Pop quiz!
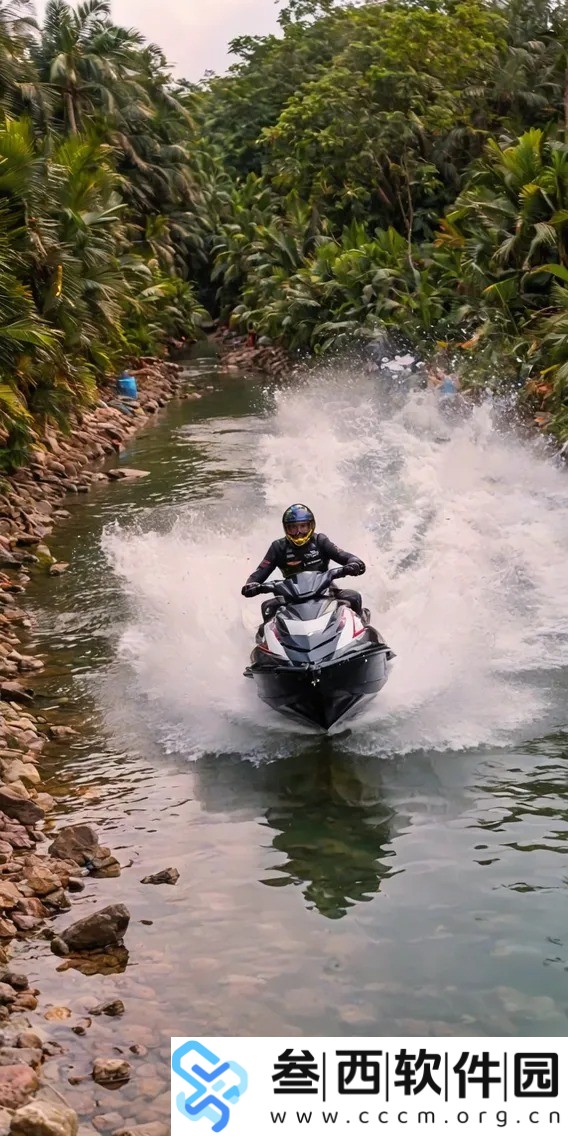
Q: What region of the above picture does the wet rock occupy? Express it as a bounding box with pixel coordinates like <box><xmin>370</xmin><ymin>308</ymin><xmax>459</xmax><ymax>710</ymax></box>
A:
<box><xmin>0</xmin><ymin>1065</ymin><xmax>39</xmax><ymax>1109</ymax></box>
<box><xmin>43</xmin><ymin>1007</ymin><xmax>71</xmax><ymax>1022</ymax></box>
<box><xmin>128</xmin><ymin>1046</ymin><xmax>146</xmax><ymax>1058</ymax></box>
<box><xmin>106</xmin><ymin>469</ymin><xmax>149</xmax><ymax>481</ymax></box>
<box><xmin>10</xmin><ymin>1100</ymin><xmax>78</xmax><ymax>1136</ymax></box>
<box><xmin>89</xmin><ymin>1001</ymin><xmax>124</xmax><ymax>1019</ymax></box>
<box><xmin>70</xmin><ymin>1020</ymin><xmax>91</xmax><ymax>1037</ymax></box>
<box><xmin>47</xmin><ymin>727</ymin><xmax>76</xmax><ymax>741</ymax></box>
<box><xmin>92</xmin><ymin>1059</ymin><xmax>130</xmax><ymax>1087</ymax></box>
<box><xmin>67</xmin><ymin>879</ymin><xmax>84</xmax><ymax>893</ymax></box>
<box><xmin>55</xmin><ymin>946</ymin><xmax>128</xmax><ymax>976</ymax></box>
<box><xmin>14</xmin><ymin>899</ymin><xmax>46</xmax><ymax>920</ymax></box>
<box><xmin>41</xmin><ymin>889</ymin><xmax>70</xmax><ymax>913</ymax></box>
<box><xmin>48</xmin><ymin>825</ymin><xmax>99</xmax><ymax>866</ymax></box>
<box><xmin>0</xmin><ymin>684</ymin><xmax>33</xmax><ymax>706</ymax></box>
<box><xmin>93</xmin><ymin>1115</ymin><xmax>123</xmax><ymax>1134</ymax></box>
<box><xmin>140</xmin><ymin>868</ymin><xmax>179</xmax><ymax>886</ymax></box>
<box><xmin>15</xmin><ymin>1032</ymin><xmax>41</xmax><ymax>1050</ymax></box>
<box><xmin>0</xmin><ymin>921</ymin><xmax>16</xmax><ymax>941</ymax></box>
<box><xmin>55</xmin><ymin>905</ymin><xmax>129</xmax><ymax>953</ymax></box>
<box><xmin>0</xmin><ymin>1048</ymin><xmax>41</xmax><ymax>1070</ymax></box>
<box><xmin>0</xmin><ymin>973</ymin><xmax>28</xmax><ymax>992</ymax></box>
<box><xmin>111</xmin><ymin>1124</ymin><xmax>168</xmax><ymax>1136</ymax></box>
<box><xmin>48</xmin><ymin>826</ymin><xmax>119</xmax><ymax>879</ymax></box>
<box><xmin>0</xmin><ymin>985</ymin><xmax>16</xmax><ymax>1006</ymax></box>
<box><xmin>11</xmin><ymin>996</ymin><xmax>37</xmax><ymax>1013</ymax></box>
<box><xmin>0</xmin><ymin>791</ymin><xmax>42</xmax><ymax>826</ymax></box>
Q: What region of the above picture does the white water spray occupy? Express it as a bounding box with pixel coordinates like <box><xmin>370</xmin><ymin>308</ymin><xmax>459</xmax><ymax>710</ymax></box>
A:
<box><xmin>103</xmin><ymin>369</ymin><xmax>568</xmax><ymax>758</ymax></box>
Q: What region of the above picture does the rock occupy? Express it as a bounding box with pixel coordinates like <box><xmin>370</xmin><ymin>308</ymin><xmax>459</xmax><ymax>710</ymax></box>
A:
<box><xmin>48</xmin><ymin>826</ymin><xmax>119</xmax><ymax>878</ymax></box>
<box><xmin>48</xmin><ymin>564</ymin><xmax>69</xmax><ymax>577</ymax></box>
<box><xmin>48</xmin><ymin>825</ymin><xmax>99</xmax><ymax>866</ymax></box>
<box><xmin>0</xmin><ymin>1065</ymin><xmax>39</xmax><ymax>1109</ymax></box>
<box><xmin>47</xmin><ymin>727</ymin><xmax>75</xmax><ymax>741</ymax></box>
<box><xmin>41</xmin><ymin>890</ymin><xmax>70</xmax><ymax>913</ymax></box>
<box><xmin>88</xmin><ymin>1000</ymin><xmax>124</xmax><ymax>1019</ymax></box>
<box><xmin>0</xmin><ymin>1049</ymin><xmax>41</xmax><ymax>1070</ymax></box>
<box><xmin>15</xmin><ymin>1032</ymin><xmax>41</xmax><ymax>1050</ymax></box>
<box><xmin>106</xmin><ymin>469</ymin><xmax>149</xmax><ymax>481</ymax></box>
<box><xmin>43</xmin><ymin>1007</ymin><xmax>71</xmax><ymax>1022</ymax></box>
<box><xmin>0</xmin><ymin>883</ymin><xmax>22</xmax><ymax>910</ymax></box>
<box><xmin>140</xmin><ymin>868</ymin><xmax>179</xmax><ymax>886</ymax></box>
<box><xmin>0</xmin><ymin>985</ymin><xmax>16</xmax><ymax>1005</ymax></box>
<box><xmin>111</xmin><ymin>1126</ymin><xmax>168</xmax><ymax>1136</ymax></box>
<box><xmin>48</xmin><ymin>939</ymin><xmax>69</xmax><ymax>958</ymax></box>
<box><xmin>22</xmin><ymin>865</ymin><xmax>60</xmax><ymax>898</ymax></box>
<box><xmin>67</xmin><ymin>878</ymin><xmax>84</xmax><ymax>893</ymax></box>
<box><xmin>11</xmin><ymin>996</ymin><xmax>36</xmax><ymax>1013</ymax></box>
<box><xmin>0</xmin><ymin>552</ymin><xmax>18</xmax><ymax>570</ymax></box>
<box><xmin>10</xmin><ymin>1100</ymin><xmax>78</xmax><ymax>1136</ymax></box>
<box><xmin>92</xmin><ymin>1059</ymin><xmax>130</xmax><ymax>1086</ymax></box>
<box><xmin>0</xmin><ymin>791</ymin><xmax>42</xmax><ymax>827</ymax></box>
<box><xmin>1</xmin><ymin>761</ymin><xmax>40</xmax><ymax>787</ymax></box>
<box><xmin>0</xmin><ymin>684</ymin><xmax>33</xmax><ymax>707</ymax></box>
<box><xmin>0</xmin><ymin>921</ymin><xmax>15</xmax><ymax>940</ymax></box>
<box><xmin>56</xmin><ymin>905</ymin><xmax>129</xmax><ymax>953</ymax></box>
<box><xmin>0</xmin><ymin>973</ymin><xmax>28</xmax><ymax>991</ymax></box>
<box><xmin>93</xmin><ymin>1114</ymin><xmax>124</xmax><ymax>1134</ymax></box>
<box><xmin>33</xmin><ymin>795</ymin><xmax>54</xmax><ymax>816</ymax></box>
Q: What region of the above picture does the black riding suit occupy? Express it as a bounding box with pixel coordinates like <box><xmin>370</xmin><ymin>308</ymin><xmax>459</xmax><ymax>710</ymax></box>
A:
<box><xmin>245</xmin><ymin>533</ymin><xmax>364</xmax><ymax>619</ymax></box>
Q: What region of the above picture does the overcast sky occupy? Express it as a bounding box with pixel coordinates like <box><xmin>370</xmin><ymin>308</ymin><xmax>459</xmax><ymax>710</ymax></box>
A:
<box><xmin>35</xmin><ymin>0</ymin><xmax>282</xmax><ymax>82</ymax></box>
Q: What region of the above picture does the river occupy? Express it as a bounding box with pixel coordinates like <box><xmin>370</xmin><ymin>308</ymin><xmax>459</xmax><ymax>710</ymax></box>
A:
<box><xmin>13</xmin><ymin>349</ymin><xmax>568</xmax><ymax>1127</ymax></box>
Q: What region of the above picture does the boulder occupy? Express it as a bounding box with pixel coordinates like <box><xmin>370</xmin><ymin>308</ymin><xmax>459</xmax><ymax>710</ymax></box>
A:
<box><xmin>0</xmin><ymin>792</ymin><xmax>43</xmax><ymax>827</ymax></box>
<box><xmin>0</xmin><ymin>1065</ymin><xmax>39</xmax><ymax>1109</ymax></box>
<box><xmin>0</xmin><ymin>684</ymin><xmax>33</xmax><ymax>707</ymax></box>
<box><xmin>10</xmin><ymin>1100</ymin><xmax>78</xmax><ymax>1136</ymax></box>
<box><xmin>54</xmin><ymin>905</ymin><xmax>130</xmax><ymax>953</ymax></box>
<box><xmin>48</xmin><ymin>826</ymin><xmax>119</xmax><ymax>878</ymax></box>
<box><xmin>48</xmin><ymin>565</ymin><xmax>68</xmax><ymax>578</ymax></box>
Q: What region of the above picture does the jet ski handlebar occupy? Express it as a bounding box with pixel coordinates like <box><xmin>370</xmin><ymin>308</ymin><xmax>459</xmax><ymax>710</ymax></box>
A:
<box><xmin>257</xmin><ymin>566</ymin><xmax>347</xmax><ymax>596</ymax></box>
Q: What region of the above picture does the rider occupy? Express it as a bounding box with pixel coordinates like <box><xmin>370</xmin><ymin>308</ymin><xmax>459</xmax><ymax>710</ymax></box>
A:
<box><xmin>241</xmin><ymin>504</ymin><xmax>367</xmax><ymax>621</ymax></box>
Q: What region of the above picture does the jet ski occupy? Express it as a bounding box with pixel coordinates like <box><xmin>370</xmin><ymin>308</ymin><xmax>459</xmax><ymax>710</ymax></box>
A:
<box><xmin>244</xmin><ymin>567</ymin><xmax>395</xmax><ymax>731</ymax></box>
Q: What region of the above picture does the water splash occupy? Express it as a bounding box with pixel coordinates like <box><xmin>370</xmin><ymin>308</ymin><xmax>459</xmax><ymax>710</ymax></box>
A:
<box><xmin>102</xmin><ymin>369</ymin><xmax>568</xmax><ymax>758</ymax></box>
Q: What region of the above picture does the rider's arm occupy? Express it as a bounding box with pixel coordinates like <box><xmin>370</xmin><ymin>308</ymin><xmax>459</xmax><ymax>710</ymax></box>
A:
<box><xmin>245</xmin><ymin>541</ymin><xmax>280</xmax><ymax>585</ymax></box>
<box><xmin>317</xmin><ymin>534</ymin><xmax>359</xmax><ymax>566</ymax></box>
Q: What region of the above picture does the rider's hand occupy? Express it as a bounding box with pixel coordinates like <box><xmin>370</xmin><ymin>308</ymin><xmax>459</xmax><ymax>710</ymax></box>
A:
<box><xmin>241</xmin><ymin>582</ymin><xmax>262</xmax><ymax>597</ymax></box>
<box><xmin>344</xmin><ymin>558</ymin><xmax>366</xmax><ymax>576</ymax></box>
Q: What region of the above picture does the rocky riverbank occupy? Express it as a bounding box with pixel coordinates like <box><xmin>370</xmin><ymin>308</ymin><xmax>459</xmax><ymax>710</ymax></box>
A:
<box><xmin>0</xmin><ymin>358</ymin><xmax>192</xmax><ymax>1136</ymax></box>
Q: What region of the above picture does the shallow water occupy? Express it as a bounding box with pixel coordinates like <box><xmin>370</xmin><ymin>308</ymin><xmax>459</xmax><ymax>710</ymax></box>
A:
<box><xmin>15</xmin><ymin>353</ymin><xmax>568</xmax><ymax>1126</ymax></box>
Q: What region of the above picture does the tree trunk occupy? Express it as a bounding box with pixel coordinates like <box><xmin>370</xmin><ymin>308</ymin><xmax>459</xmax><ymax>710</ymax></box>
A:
<box><xmin>65</xmin><ymin>90</ymin><xmax>77</xmax><ymax>135</ymax></box>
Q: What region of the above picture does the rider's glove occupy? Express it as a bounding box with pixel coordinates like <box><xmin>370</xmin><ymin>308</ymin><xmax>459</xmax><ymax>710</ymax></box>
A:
<box><xmin>241</xmin><ymin>582</ymin><xmax>262</xmax><ymax>597</ymax></box>
<box><xmin>344</xmin><ymin>558</ymin><xmax>366</xmax><ymax>576</ymax></box>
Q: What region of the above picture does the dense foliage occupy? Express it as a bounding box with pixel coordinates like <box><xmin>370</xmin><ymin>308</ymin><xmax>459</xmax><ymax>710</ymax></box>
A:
<box><xmin>1</xmin><ymin>0</ymin><xmax>567</xmax><ymax>467</ymax></box>
<box><xmin>201</xmin><ymin>0</ymin><xmax>568</xmax><ymax>439</ymax></box>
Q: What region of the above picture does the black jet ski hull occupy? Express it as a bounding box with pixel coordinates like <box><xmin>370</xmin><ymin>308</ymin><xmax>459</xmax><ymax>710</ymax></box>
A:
<box><xmin>247</xmin><ymin>646</ymin><xmax>391</xmax><ymax>731</ymax></box>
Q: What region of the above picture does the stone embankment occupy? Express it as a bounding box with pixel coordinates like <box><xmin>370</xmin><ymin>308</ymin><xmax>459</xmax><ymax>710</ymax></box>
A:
<box><xmin>0</xmin><ymin>358</ymin><xmax>192</xmax><ymax>1136</ymax></box>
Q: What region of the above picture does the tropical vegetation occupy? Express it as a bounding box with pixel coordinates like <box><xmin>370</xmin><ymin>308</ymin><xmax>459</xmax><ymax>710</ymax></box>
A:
<box><xmin>1</xmin><ymin>0</ymin><xmax>567</xmax><ymax>469</ymax></box>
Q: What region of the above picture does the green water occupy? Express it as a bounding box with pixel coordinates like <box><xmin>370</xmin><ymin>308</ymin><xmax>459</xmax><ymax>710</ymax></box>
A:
<box><xmin>14</xmin><ymin>352</ymin><xmax>568</xmax><ymax>1128</ymax></box>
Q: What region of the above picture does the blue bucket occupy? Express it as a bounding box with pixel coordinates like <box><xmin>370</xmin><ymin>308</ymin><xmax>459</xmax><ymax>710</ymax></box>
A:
<box><xmin>117</xmin><ymin>375</ymin><xmax>138</xmax><ymax>399</ymax></box>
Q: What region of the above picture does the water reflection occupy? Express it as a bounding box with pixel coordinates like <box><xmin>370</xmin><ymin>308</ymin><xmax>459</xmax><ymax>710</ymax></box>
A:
<box><xmin>194</xmin><ymin>746</ymin><xmax>401</xmax><ymax>920</ymax></box>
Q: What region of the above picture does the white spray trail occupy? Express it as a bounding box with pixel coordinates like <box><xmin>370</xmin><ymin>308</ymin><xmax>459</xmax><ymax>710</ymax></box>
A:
<box><xmin>103</xmin><ymin>369</ymin><xmax>568</xmax><ymax>758</ymax></box>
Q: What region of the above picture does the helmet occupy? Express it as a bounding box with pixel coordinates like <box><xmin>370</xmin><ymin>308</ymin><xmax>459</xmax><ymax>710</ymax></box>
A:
<box><xmin>282</xmin><ymin>503</ymin><xmax>315</xmax><ymax>547</ymax></box>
